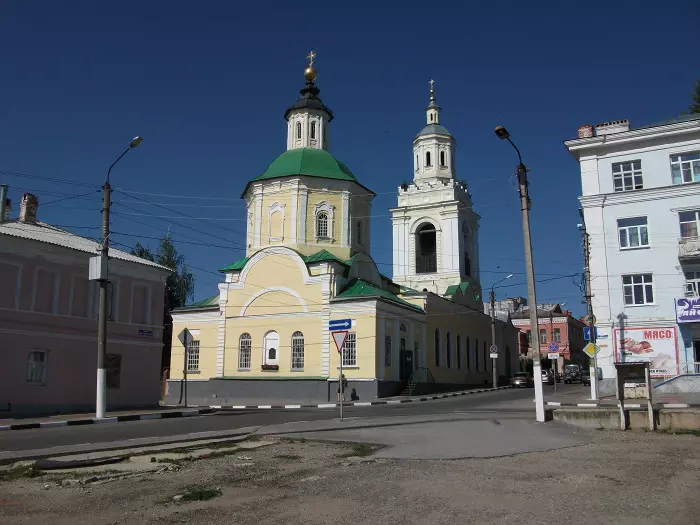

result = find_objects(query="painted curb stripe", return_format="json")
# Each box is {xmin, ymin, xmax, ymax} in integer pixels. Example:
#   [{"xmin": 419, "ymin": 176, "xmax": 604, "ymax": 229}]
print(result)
[
  {"xmin": 284, "ymin": 405, "xmax": 302, "ymax": 409},
  {"xmin": 353, "ymin": 402, "xmax": 371, "ymax": 406},
  {"xmin": 662, "ymin": 403, "xmax": 690, "ymax": 408},
  {"xmin": 317, "ymin": 403, "xmax": 336, "ymax": 408}
]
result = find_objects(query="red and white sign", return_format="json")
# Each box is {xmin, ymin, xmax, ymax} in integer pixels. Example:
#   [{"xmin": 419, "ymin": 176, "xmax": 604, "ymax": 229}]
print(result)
[
  {"xmin": 332, "ymin": 331, "xmax": 348, "ymax": 354},
  {"xmin": 613, "ymin": 326, "xmax": 679, "ymax": 378}
]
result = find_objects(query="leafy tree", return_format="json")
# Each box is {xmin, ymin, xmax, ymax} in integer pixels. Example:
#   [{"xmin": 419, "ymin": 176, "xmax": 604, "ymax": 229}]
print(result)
[
  {"xmin": 690, "ymin": 80, "xmax": 700, "ymax": 114},
  {"xmin": 131, "ymin": 236, "xmax": 194, "ymax": 371}
]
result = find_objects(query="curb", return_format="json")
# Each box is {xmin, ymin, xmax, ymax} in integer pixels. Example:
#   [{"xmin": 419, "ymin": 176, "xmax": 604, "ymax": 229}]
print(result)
[
  {"xmin": 544, "ymin": 401, "xmax": 699, "ymax": 409},
  {"xmin": 0, "ymin": 408, "xmax": 216, "ymax": 432},
  {"xmin": 0, "ymin": 386, "xmax": 513, "ymax": 431},
  {"xmin": 207, "ymin": 386, "xmax": 514, "ymax": 410}
]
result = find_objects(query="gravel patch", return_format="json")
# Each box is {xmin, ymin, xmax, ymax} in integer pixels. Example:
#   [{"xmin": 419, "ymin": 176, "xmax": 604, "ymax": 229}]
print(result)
[{"xmin": 0, "ymin": 433, "xmax": 698, "ymax": 524}]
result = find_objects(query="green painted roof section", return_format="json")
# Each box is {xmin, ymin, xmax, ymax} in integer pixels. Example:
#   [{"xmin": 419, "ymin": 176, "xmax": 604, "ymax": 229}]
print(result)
[
  {"xmin": 219, "ymin": 256, "xmax": 249, "ymax": 272},
  {"xmin": 178, "ymin": 295, "xmax": 219, "ymax": 310},
  {"xmin": 303, "ymin": 249, "xmax": 348, "ymax": 266},
  {"xmin": 445, "ymin": 281, "xmax": 472, "ymax": 296},
  {"xmin": 254, "ymin": 148, "xmax": 357, "ymax": 184},
  {"xmin": 336, "ymin": 279, "xmax": 424, "ymax": 312}
]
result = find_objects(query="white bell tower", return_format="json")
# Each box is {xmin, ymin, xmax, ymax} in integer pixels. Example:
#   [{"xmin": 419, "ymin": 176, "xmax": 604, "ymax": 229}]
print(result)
[{"xmin": 391, "ymin": 81, "xmax": 482, "ymax": 302}]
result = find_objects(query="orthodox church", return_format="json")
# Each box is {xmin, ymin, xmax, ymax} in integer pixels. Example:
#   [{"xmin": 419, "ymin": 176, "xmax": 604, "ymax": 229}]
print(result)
[{"xmin": 166, "ymin": 55, "xmax": 519, "ymax": 404}]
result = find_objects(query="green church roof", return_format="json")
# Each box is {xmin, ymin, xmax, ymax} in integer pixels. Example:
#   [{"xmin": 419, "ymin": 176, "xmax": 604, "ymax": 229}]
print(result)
[
  {"xmin": 303, "ymin": 249, "xmax": 348, "ymax": 266},
  {"xmin": 175, "ymin": 295, "xmax": 219, "ymax": 311},
  {"xmin": 335, "ymin": 279, "xmax": 424, "ymax": 312},
  {"xmin": 219, "ymin": 256, "xmax": 250, "ymax": 272}
]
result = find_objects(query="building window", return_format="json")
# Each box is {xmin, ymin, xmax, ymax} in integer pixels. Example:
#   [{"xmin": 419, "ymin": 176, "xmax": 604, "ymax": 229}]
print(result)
[
  {"xmin": 316, "ymin": 212, "xmax": 328, "ymax": 238},
  {"xmin": 434, "ymin": 329, "xmax": 441, "ymax": 367},
  {"xmin": 671, "ymin": 152, "xmax": 700, "ymax": 185},
  {"xmin": 475, "ymin": 338, "xmax": 479, "ymax": 371},
  {"xmin": 456, "ymin": 335, "xmax": 462, "ymax": 369},
  {"xmin": 430, "ymin": 114, "xmax": 434, "ymax": 122},
  {"xmin": 416, "ymin": 222, "xmax": 437, "ymax": 274},
  {"xmin": 33, "ymin": 268, "xmax": 58, "ymax": 314},
  {"xmin": 264, "ymin": 331, "xmax": 279, "ymax": 365},
  {"xmin": 291, "ymin": 331, "xmax": 304, "ymax": 370},
  {"xmin": 466, "ymin": 337, "xmax": 471, "ymax": 370},
  {"xmin": 685, "ymin": 271, "xmax": 700, "ymax": 296},
  {"xmin": 310, "ymin": 122, "xmax": 316, "ymax": 140},
  {"xmin": 446, "ymin": 332, "xmax": 451, "ymax": 369},
  {"xmin": 106, "ymin": 353, "xmax": 121, "ymax": 389},
  {"xmin": 426, "ymin": 151, "xmax": 432, "ymax": 167},
  {"xmin": 187, "ymin": 340, "xmax": 200, "ymax": 371},
  {"xmin": 27, "ymin": 351, "xmax": 47, "ymax": 384},
  {"xmin": 131, "ymin": 284, "xmax": 150, "ymax": 325},
  {"xmin": 618, "ymin": 217, "xmax": 649, "ymax": 249},
  {"xmin": 415, "ymin": 155, "xmax": 419, "ymax": 171},
  {"xmin": 440, "ymin": 151, "xmax": 445, "ymax": 167},
  {"xmin": 356, "ymin": 221, "xmax": 362, "ymax": 245},
  {"xmin": 296, "ymin": 122, "xmax": 302, "ymax": 139},
  {"xmin": 483, "ymin": 341, "xmax": 487, "ymax": 369},
  {"xmin": 385, "ymin": 336, "xmax": 392, "ymax": 367},
  {"xmin": 342, "ymin": 332, "xmax": 357, "ymax": 367},
  {"xmin": 553, "ymin": 328, "xmax": 561, "ymax": 343},
  {"xmin": 612, "ymin": 160, "xmax": 643, "ymax": 192},
  {"xmin": 526, "ymin": 330, "xmax": 532, "ymax": 344},
  {"xmin": 679, "ymin": 210, "xmax": 700, "ymax": 238},
  {"xmin": 623, "ymin": 274, "xmax": 654, "ymax": 305},
  {"xmin": 239, "ymin": 333, "xmax": 252, "ymax": 369},
  {"xmin": 0, "ymin": 262, "xmax": 20, "ymax": 310},
  {"xmin": 539, "ymin": 328, "xmax": 547, "ymax": 344}
]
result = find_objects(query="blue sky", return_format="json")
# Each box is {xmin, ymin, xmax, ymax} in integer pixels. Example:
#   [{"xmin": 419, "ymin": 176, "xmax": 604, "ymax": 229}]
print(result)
[{"xmin": 1, "ymin": 0, "xmax": 698, "ymax": 316}]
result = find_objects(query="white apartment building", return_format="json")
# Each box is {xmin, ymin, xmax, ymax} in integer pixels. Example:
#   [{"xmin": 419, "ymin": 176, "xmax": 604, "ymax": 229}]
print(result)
[{"xmin": 565, "ymin": 114, "xmax": 700, "ymax": 381}]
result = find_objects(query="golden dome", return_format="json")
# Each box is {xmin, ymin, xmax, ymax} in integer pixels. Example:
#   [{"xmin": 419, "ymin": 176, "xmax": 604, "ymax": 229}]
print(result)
[{"xmin": 304, "ymin": 66, "xmax": 317, "ymax": 82}]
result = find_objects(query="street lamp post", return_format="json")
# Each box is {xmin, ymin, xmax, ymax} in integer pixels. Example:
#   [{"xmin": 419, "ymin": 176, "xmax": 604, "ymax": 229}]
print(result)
[
  {"xmin": 490, "ymin": 274, "xmax": 513, "ymax": 387},
  {"xmin": 495, "ymin": 125, "xmax": 546, "ymax": 423},
  {"xmin": 94, "ymin": 136, "xmax": 142, "ymax": 419}
]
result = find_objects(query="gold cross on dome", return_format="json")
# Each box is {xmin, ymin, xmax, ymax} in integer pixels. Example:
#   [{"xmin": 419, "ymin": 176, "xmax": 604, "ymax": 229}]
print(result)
[
  {"xmin": 307, "ymin": 50, "xmax": 316, "ymax": 66},
  {"xmin": 429, "ymin": 79, "xmax": 435, "ymax": 91}
]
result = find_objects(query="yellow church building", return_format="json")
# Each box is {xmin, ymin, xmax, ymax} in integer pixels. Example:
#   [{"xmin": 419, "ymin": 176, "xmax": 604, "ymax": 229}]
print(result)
[{"xmin": 165, "ymin": 56, "xmax": 519, "ymax": 405}]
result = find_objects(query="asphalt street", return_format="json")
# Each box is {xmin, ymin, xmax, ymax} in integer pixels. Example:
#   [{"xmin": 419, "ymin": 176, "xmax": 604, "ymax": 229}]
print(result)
[{"xmin": 0, "ymin": 384, "xmax": 586, "ymax": 452}]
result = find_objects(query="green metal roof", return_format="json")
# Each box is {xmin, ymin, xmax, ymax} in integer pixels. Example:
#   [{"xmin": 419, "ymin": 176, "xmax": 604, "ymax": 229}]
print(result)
[
  {"xmin": 176, "ymin": 295, "xmax": 219, "ymax": 311},
  {"xmin": 335, "ymin": 279, "xmax": 423, "ymax": 312},
  {"xmin": 303, "ymin": 249, "xmax": 348, "ymax": 266},
  {"xmin": 219, "ymin": 256, "xmax": 249, "ymax": 272},
  {"xmin": 252, "ymin": 148, "xmax": 356, "ymax": 185},
  {"xmin": 445, "ymin": 281, "xmax": 472, "ymax": 296}
]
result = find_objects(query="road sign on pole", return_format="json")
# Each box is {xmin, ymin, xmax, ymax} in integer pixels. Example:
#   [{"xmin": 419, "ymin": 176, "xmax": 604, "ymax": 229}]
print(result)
[
  {"xmin": 583, "ymin": 327, "xmax": 597, "ymax": 341},
  {"xmin": 548, "ymin": 352, "xmax": 560, "ymax": 360},
  {"xmin": 332, "ymin": 331, "xmax": 348, "ymax": 354},
  {"xmin": 489, "ymin": 344, "xmax": 498, "ymax": 353},
  {"xmin": 582, "ymin": 342, "xmax": 599, "ymax": 359},
  {"xmin": 329, "ymin": 319, "xmax": 352, "ymax": 331},
  {"xmin": 548, "ymin": 342, "xmax": 560, "ymax": 353},
  {"xmin": 176, "ymin": 328, "xmax": 190, "ymax": 407},
  {"xmin": 331, "ymin": 330, "xmax": 348, "ymax": 422}
]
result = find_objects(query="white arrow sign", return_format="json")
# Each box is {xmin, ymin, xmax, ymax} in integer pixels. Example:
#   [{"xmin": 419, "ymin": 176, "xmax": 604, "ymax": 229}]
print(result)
[{"xmin": 332, "ymin": 330, "xmax": 348, "ymax": 354}]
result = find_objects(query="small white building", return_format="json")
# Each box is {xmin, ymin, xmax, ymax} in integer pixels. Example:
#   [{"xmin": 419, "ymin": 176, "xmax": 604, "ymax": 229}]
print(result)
[{"xmin": 565, "ymin": 115, "xmax": 700, "ymax": 381}]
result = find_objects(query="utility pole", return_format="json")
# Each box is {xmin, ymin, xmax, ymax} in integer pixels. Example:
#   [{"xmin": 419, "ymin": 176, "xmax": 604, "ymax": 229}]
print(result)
[
  {"xmin": 580, "ymin": 210, "xmax": 599, "ymax": 400},
  {"xmin": 93, "ymin": 137, "xmax": 142, "ymax": 419},
  {"xmin": 490, "ymin": 289, "xmax": 497, "ymax": 388}
]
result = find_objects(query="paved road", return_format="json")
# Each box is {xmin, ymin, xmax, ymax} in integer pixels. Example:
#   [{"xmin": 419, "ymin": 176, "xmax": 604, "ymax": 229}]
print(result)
[{"xmin": 0, "ymin": 384, "xmax": 581, "ymax": 452}]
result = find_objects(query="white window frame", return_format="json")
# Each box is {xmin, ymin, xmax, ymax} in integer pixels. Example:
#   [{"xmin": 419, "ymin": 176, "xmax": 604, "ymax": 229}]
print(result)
[
  {"xmin": 685, "ymin": 271, "xmax": 700, "ymax": 296},
  {"xmin": 187, "ymin": 340, "xmax": 200, "ymax": 371},
  {"xmin": 553, "ymin": 328, "xmax": 561, "ymax": 343},
  {"xmin": 612, "ymin": 159, "xmax": 643, "ymax": 192},
  {"xmin": 26, "ymin": 350, "xmax": 47, "ymax": 384},
  {"xmin": 539, "ymin": 328, "xmax": 547, "ymax": 344},
  {"xmin": 617, "ymin": 216, "xmax": 649, "ymax": 250},
  {"xmin": 679, "ymin": 210, "xmax": 700, "ymax": 239},
  {"xmin": 342, "ymin": 332, "xmax": 357, "ymax": 367},
  {"xmin": 314, "ymin": 201, "xmax": 334, "ymax": 241},
  {"xmin": 263, "ymin": 330, "xmax": 280, "ymax": 366},
  {"xmin": 267, "ymin": 201, "xmax": 286, "ymax": 244},
  {"xmin": 622, "ymin": 273, "xmax": 655, "ymax": 306},
  {"xmin": 239, "ymin": 333, "xmax": 252, "ymax": 370},
  {"xmin": 671, "ymin": 151, "xmax": 700, "ymax": 185},
  {"xmin": 291, "ymin": 331, "xmax": 304, "ymax": 370}
]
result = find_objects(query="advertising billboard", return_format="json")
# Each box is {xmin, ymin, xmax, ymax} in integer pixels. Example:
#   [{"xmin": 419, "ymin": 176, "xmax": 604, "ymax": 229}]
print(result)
[
  {"xmin": 613, "ymin": 326, "xmax": 679, "ymax": 378},
  {"xmin": 675, "ymin": 297, "xmax": 700, "ymax": 323}
]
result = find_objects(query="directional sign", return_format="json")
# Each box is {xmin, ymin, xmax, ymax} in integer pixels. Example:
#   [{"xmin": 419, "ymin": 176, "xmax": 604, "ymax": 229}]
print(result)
[
  {"xmin": 583, "ymin": 327, "xmax": 598, "ymax": 341},
  {"xmin": 548, "ymin": 342, "xmax": 560, "ymax": 353},
  {"xmin": 329, "ymin": 319, "xmax": 352, "ymax": 331},
  {"xmin": 582, "ymin": 342, "xmax": 600, "ymax": 358},
  {"xmin": 177, "ymin": 328, "xmax": 191, "ymax": 350},
  {"xmin": 548, "ymin": 352, "xmax": 560, "ymax": 360},
  {"xmin": 332, "ymin": 331, "xmax": 348, "ymax": 354}
]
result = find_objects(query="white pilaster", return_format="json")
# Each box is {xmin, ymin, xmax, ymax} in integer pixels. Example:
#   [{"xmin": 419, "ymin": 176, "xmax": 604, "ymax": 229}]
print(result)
[{"xmin": 378, "ymin": 315, "xmax": 385, "ymax": 380}]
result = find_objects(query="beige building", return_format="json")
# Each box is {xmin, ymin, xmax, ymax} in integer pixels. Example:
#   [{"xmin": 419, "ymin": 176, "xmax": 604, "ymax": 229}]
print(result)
[{"xmin": 166, "ymin": 59, "xmax": 519, "ymax": 405}]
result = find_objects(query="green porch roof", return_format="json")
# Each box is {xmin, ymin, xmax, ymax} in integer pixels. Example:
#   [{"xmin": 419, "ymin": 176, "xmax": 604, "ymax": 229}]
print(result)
[
  {"xmin": 445, "ymin": 281, "xmax": 480, "ymax": 302},
  {"xmin": 335, "ymin": 279, "xmax": 424, "ymax": 312},
  {"xmin": 303, "ymin": 249, "xmax": 348, "ymax": 266},
  {"xmin": 176, "ymin": 295, "xmax": 219, "ymax": 311},
  {"xmin": 219, "ymin": 256, "xmax": 250, "ymax": 272}
]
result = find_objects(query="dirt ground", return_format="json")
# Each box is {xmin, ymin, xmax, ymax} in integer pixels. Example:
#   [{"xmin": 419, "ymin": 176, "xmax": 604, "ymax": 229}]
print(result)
[{"xmin": 1, "ymin": 431, "xmax": 699, "ymax": 524}]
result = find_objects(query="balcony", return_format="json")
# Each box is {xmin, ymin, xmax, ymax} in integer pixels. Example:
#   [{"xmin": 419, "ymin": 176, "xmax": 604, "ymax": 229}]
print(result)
[{"xmin": 679, "ymin": 237, "xmax": 700, "ymax": 260}]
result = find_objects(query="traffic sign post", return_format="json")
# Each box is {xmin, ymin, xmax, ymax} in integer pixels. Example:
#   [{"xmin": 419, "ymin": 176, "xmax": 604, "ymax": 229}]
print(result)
[
  {"xmin": 548, "ymin": 352, "xmax": 560, "ymax": 360},
  {"xmin": 177, "ymin": 328, "xmax": 191, "ymax": 407},
  {"xmin": 583, "ymin": 327, "xmax": 598, "ymax": 341},
  {"xmin": 331, "ymin": 330, "xmax": 349, "ymax": 421},
  {"xmin": 329, "ymin": 319, "xmax": 352, "ymax": 331}
]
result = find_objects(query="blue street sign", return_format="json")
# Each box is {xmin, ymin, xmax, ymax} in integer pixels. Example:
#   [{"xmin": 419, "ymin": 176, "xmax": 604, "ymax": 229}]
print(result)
[
  {"xmin": 329, "ymin": 318, "xmax": 352, "ymax": 331},
  {"xmin": 583, "ymin": 327, "xmax": 597, "ymax": 341},
  {"xmin": 548, "ymin": 342, "xmax": 559, "ymax": 353}
]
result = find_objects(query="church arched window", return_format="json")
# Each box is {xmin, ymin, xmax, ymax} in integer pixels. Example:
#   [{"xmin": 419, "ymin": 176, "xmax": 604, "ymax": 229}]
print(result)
[
  {"xmin": 426, "ymin": 151, "xmax": 431, "ymax": 167},
  {"xmin": 316, "ymin": 212, "xmax": 328, "ymax": 238},
  {"xmin": 415, "ymin": 155, "xmax": 419, "ymax": 171},
  {"xmin": 296, "ymin": 122, "xmax": 302, "ymax": 139},
  {"xmin": 440, "ymin": 151, "xmax": 445, "ymax": 166},
  {"xmin": 310, "ymin": 122, "xmax": 316, "ymax": 139},
  {"xmin": 416, "ymin": 222, "xmax": 437, "ymax": 274},
  {"xmin": 430, "ymin": 114, "xmax": 434, "ymax": 122}
]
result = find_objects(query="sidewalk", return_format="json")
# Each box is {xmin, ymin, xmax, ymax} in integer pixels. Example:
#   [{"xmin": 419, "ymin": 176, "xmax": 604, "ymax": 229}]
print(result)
[{"xmin": 543, "ymin": 385, "xmax": 700, "ymax": 408}]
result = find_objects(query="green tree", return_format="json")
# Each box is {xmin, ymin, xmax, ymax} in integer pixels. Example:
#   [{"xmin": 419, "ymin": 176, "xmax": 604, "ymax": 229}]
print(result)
[
  {"xmin": 690, "ymin": 80, "xmax": 700, "ymax": 114},
  {"xmin": 131, "ymin": 236, "xmax": 194, "ymax": 371}
]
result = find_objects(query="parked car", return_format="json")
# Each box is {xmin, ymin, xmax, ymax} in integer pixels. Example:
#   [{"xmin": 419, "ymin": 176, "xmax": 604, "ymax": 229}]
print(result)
[
  {"xmin": 510, "ymin": 372, "xmax": 533, "ymax": 388},
  {"xmin": 563, "ymin": 364, "xmax": 582, "ymax": 384},
  {"xmin": 541, "ymin": 369, "xmax": 554, "ymax": 385},
  {"xmin": 581, "ymin": 369, "xmax": 591, "ymax": 386}
]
